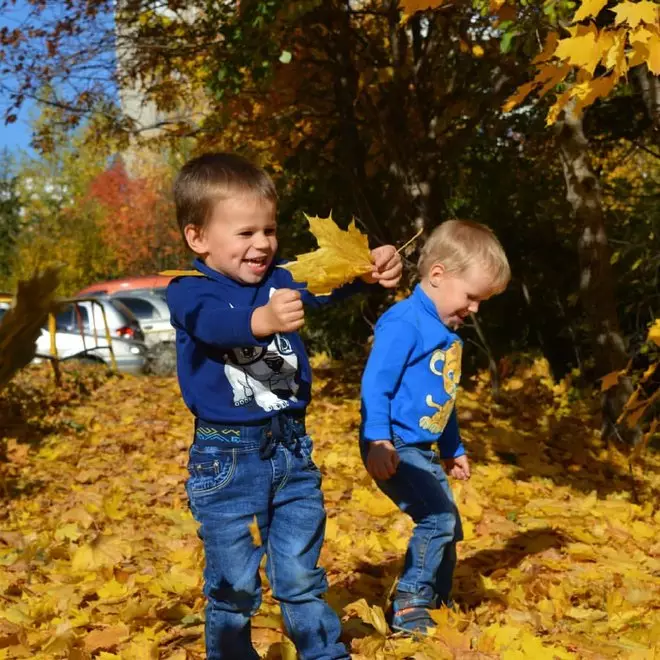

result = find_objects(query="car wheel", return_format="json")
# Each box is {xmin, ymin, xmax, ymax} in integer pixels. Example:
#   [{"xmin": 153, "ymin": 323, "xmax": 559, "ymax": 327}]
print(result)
[{"xmin": 145, "ymin": 342, "xmax": 177, "ymax": 376}]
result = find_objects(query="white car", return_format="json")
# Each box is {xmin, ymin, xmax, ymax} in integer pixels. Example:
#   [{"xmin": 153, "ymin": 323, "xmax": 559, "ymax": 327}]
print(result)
[
  {"xmin": 109, "ymin": 291, "xmax": 176, "ymax": 376},
  {"xmin": 37, "ymin": 300, "xmax": 147, "ymax": 374},
  {"xmin": 110, "ymin": 292, "xmax": 175, "ymax": 347},
  {"xmin": 1, "ymin": 298, "xmax": 147, "ymax": 375},
  {"xmin": 34, "ymin": 327, "xmax": 147, "ymax": 374}
]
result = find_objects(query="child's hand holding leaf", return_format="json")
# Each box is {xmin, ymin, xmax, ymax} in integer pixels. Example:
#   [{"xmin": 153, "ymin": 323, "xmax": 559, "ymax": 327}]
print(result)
[{"xmin": 361, "ymin": 245, "xmax": 402, "ymax": 289}]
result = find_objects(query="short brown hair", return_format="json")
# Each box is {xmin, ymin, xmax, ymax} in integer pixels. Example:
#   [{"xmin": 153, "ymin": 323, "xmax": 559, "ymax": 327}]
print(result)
[
  {"xmin": 173, "ymin": 152, "xmax": 277, "ymax": 237},
  {"xmin": 418, "ymin": 219, "xmax": 510, "ymax": 291}
]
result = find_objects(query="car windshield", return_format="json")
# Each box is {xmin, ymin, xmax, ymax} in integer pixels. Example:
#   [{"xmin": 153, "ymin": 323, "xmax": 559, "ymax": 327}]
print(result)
[
  {"xmin": 115, "ymin": 297, "xmax": 161, "ymax": 321},
  {"xmin": 108, "ymin": 299, "xmax": 139, "ymax": 325}
]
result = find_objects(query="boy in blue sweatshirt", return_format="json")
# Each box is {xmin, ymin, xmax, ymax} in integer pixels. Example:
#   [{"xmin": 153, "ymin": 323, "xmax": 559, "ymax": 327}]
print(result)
[
  {"xmin": 166, "ymin": 153, "xmax": 402, "ymax": 660},
  {"xmin": 360, "ymin": 220, "xmax": 510, "ymax": 634}
]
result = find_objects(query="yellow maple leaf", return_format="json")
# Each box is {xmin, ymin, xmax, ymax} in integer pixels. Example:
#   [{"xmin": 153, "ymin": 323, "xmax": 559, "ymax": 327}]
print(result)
[
  {"xmin": 573, "ymin": 0, "xmax": 608, "ymax": 22},
  {"xmin": 546, "ymin": 89, "xmax": 573, "ymax": 126},
  {"xmin": 613, "ymin": 1, "xmax": 659, "ymax": 28},
  {"xmin": 644, "ymin": 32, "xmax": 660, "ymax": 74},
  {"xmin": 554, "ymin": 29, "xmax": 602, "ymax": 75},
  {"xmin": 400, "ymin": 0, "xmax": 445, "ymax": 15},
  {"xmin": 249, "ymin": 514, "xmax": 262, "ymax": 547},
  {"xmin": 279, "ymin": 214, "xmax": 373, "ymax": 295},
  {"xmin": 601, "ymin": 369, "xmax": 623, "ymax": 392},
  {"xmin": 343, "ymin": 598, "xmax": 389, "ymax": 636},
  {"xmin": 604, "ymin": 30, "xmax": 629, "ymax": 76},
  {"xmin": 648, "ymin": 318, "xmax": 660, "ymax": 345}
]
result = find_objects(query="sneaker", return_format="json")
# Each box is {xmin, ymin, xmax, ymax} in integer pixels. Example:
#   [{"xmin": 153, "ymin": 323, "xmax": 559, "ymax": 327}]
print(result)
[{"xmin": 390, "ymin": 607, "xmax": 436, "ymax": 636}]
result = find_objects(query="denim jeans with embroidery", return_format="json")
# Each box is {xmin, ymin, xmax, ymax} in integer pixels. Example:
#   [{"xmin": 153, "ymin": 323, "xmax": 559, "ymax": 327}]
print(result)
[
  {"xmin": 360, "ymin": 434, "xmax": 463, "ymax": 609},
  {"xmin": 186, "ymin": 414, "xmax": 348, "ymax": 660}
]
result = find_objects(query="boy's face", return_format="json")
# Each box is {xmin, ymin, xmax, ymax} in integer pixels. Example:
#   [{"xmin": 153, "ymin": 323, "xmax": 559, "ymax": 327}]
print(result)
[
  {"xmin": 425, "ymin": 262, "xmax": 496, "ymax": 329},
  {"xmin": 185, "ymin": 194, "xmax": 277, "ymax": 284}
]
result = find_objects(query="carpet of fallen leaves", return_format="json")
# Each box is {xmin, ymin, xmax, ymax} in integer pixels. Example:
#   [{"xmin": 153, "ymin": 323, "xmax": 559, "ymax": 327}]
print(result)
[{"xmin": 1, "ymin": 358, "xmax": 659, "ymax": 660}]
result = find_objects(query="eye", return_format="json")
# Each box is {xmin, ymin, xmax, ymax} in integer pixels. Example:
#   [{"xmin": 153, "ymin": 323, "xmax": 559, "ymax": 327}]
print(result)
[
  {"xmin": 265, "ymin": 227, "xmax": 276, "ymax": 236},
  {"xmin": 239, "ymin": 231, "xmax": 253, "ymax": 237}
]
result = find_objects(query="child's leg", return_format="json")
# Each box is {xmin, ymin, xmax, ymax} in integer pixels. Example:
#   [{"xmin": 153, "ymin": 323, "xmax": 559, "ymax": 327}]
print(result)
[
  {"xmin": 265, "ymin": 435, "xmax": 349, "ymax": 660},
  {"xmin": 434, "ymin": 540, "xmax": 458, "ymax": 607},
  {"xmin": 186, "ymin": 441, "xmax": 271, "ymax": 660},
  {"xmin": 362, "ymin": 438, "xmax": 461, "ymax": 612}
]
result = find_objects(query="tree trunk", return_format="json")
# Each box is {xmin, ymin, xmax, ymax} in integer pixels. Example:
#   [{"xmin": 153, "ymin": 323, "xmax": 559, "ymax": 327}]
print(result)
[
  {"xmin": 555, "ymin": 106, "xmax": 638, "ymax": 444},
  {"xmin": 635, "ymin": 65, "xmax": 660, "ymax": 143}
]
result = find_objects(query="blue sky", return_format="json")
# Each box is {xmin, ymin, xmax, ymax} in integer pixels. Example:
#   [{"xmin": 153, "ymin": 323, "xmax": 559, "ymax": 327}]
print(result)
[
  {"xmin": 0, "ymin": 1, "xmax": 35, "ymax": 155},
  {"xmin": 0, "ymin": 106, "xmax": 35, "ymax": 155}
]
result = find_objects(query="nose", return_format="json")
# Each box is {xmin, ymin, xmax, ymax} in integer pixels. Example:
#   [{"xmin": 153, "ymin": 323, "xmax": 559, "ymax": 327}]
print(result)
[
  {"xmin": 468, "ymin": 300, "xmax": 479, "ymax": 314},
  {"xmin": 253, "ymin": 232, "xmax": 271, "ymax": 250}
]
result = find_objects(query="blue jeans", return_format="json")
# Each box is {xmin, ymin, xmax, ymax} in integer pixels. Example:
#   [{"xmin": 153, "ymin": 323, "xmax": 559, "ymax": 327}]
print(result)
[
  {"xmin": 360, "ymin": 435, "xmax": 463, "ymax": 609},
  {"xmin": 186, "ymin": 414, "xmax": 348, "ymax": 660}
]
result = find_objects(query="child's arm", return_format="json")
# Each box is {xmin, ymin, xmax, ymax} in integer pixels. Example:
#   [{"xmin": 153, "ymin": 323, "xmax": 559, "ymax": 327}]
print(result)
[
  {"xmin": 361, "ymin": 318, "xmax": 418, "ymax": 480},
  {"xmin": 167, "ymin": 279, "xmax": 301, "ymax": 348},
  {"xmin": 441, "ymin": 410, "xmax": 471, "ymax": 480}
]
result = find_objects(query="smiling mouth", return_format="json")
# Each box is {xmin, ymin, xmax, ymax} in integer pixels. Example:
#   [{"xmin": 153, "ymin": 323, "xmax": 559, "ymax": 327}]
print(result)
[{"xmin": 244, "ymin": 256, "xmax": 269, "ymax": 267}]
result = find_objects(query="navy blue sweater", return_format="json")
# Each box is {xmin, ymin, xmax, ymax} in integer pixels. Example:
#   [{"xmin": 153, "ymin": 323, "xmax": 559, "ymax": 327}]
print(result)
[
  {"xmin": 361, "ymin": 285, "xmax": 465, "ymax": 458},
  {"xmin": 167, "ymin": 258, "xmax": 362, "ymax": 424}
]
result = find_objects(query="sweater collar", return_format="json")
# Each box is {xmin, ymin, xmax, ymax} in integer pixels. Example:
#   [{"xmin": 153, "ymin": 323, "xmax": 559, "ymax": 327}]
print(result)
[
  {"xmin": 413, "ymin": 283, "xmax": 442, "ymax": 323},
  {"xmin": 192, "ymin": 257, "xmax": 275, "ymax": 288}
]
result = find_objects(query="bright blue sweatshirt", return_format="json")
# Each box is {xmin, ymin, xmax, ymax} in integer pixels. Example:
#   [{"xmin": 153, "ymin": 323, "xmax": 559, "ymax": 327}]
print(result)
[
  {"xmin": 167, "ymin": 257, "xmax": 362, "ymax": 424},
  {"xmin": 361, "ymin": 284, "xmax": 465, "ymax": 458}
]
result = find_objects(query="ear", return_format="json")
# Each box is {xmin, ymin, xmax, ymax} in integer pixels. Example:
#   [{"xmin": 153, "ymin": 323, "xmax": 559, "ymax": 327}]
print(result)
[
  {"xmin": 184, "ymin": 224, "xmax": 208, "ymax": 255},
  {"xmin": 428, "ymin": 261, "xmax": 446, "ymax": 287}
]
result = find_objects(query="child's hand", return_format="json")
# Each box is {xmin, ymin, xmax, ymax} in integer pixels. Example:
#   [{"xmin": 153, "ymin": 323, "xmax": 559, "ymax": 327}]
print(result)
[
  {"xmin": 361, "ymin": 245, "xmax": 402, "ymax": 289},
  {"xmin": 366, "ymin": 440, "xmax": 400, "ymax": 480},
  {"xmin": 444, "ymin": 455, "xmax": 471, "ymax": 480},
  {"xmin": 251, "ymin": 289, "xmax": 304, "ymax": 337}
]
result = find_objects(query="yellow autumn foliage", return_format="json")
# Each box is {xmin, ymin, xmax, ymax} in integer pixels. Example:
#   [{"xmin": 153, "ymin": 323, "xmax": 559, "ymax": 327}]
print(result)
[{"xmin": 0, "ymin": 359, "xmax": 658, "ymax": 658}]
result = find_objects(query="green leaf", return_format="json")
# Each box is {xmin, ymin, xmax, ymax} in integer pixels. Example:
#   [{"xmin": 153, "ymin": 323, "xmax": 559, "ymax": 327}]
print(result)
[
  {"xmin": 279, "ymin": 50, "xmax": 293, "ymax": 64},
  {"xmin": 500, "ymin": 31, "xmax": 518, "ymax": 54}
]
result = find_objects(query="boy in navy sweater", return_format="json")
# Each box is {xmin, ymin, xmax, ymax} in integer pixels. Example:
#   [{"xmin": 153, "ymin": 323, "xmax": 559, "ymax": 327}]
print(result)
[
  {"xmin": 167, "ymin": 153, "xmax": 402, "ymax": 659},
  {"xmin": 360, "ymin": 220, "xmax": 510, "ymax": 634}
]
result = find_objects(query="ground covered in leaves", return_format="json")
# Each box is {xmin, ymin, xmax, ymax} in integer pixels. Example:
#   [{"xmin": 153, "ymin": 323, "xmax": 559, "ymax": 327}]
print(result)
[{"xmin": 0, "ymin": 360, "xmax": 659, "ymax": 659}]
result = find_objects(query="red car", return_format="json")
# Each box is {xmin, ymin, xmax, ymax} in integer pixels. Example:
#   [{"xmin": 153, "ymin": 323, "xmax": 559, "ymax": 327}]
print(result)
[{"xmin": 77, "ymin": 275, "xmax": 173, "ymax": 298}]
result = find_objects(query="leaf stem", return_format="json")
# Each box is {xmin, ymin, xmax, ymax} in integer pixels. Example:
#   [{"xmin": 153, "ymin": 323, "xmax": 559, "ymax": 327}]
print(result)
[{"xmin": 396, "ymin": 227, "xmax": 424, "ymax": 254}]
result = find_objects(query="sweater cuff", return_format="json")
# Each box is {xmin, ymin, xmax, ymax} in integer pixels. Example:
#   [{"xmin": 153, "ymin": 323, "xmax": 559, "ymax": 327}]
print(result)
[
  {"xmin": 362, "ymin": 424, "xmax": 392, "ymax": 441},
  {"xmin": 246, "ymin": 307, "xmax": 276, "ymax": 347},
  {"xmin": 440, "ymin": 442, "xmax": 466, "ymax": 459}
]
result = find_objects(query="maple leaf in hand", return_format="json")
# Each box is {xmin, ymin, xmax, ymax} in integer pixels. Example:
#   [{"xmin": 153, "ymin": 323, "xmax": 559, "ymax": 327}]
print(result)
[{"xmin": 279, "ymin": 214, "xmax": 373, "ymax": 295}]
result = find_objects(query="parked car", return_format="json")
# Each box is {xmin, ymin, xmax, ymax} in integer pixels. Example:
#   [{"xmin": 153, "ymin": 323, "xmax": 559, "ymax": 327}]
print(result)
[
  {"xmin": 77, "ymin": 275, "xmax": 173, "ymax": 298},
  {"xmin": 59, "ymin": 298, "xmax": 145, "ymax": 343},
  {"xmin": 32, "ymin": 299, "xmax": 148, "ymax": 374},
  {"xmin": 0, "ymin": 297, "xmax": 147, "ymax": 374},
  {"xmin": 109, "ymin": 291, "xmax": 177, "ymax": 376},
  {"xmin": 110, "ymin": 292, "xmax": 174, "ymax": 347},
  {"xmin": 34, "ymin": 326, "xmax": 147, "ymax": 375}
]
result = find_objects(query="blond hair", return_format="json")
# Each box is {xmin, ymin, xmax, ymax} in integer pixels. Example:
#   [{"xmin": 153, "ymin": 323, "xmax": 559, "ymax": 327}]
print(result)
[
  {"xmin": 174, "ymin": 153, "xmax": 277, "ymax": 239},
  {"xmin": 418, "ymin": 220, "xmax": 510, "ymax": 291}
]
